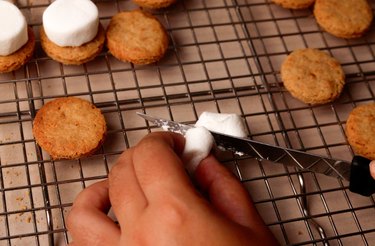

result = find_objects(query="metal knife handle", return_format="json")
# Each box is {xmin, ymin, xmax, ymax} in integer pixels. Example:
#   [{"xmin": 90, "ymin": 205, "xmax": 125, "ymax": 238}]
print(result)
[{"xmin": 349, "ymin": 156, "xmax": 375, "ymax": 196}]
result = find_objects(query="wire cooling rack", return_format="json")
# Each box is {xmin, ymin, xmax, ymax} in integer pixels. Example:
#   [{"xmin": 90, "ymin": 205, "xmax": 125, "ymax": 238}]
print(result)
[{"xmin": 0, "ymin": 0, "xmax": 374, "ymax": 245}]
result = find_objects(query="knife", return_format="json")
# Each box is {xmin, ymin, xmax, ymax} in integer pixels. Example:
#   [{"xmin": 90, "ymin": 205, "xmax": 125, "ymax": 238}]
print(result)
[{"xmin": 137, "ymin": 112, "xmax": 375, "ymax": 197}]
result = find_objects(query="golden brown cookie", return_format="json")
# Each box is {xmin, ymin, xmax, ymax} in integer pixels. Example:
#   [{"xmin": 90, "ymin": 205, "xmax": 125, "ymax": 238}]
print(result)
[
  {"xmin": 106, "ymin": 9, "xmax": 169, "ymax": 65},
  {"xmin": 280, "ymin": 48, "xmax": 345, "ymax": 105},
  {"xmin": 346, "ymin": 103, "xmax": 375, "ymax": 160},
  {"xmin": 272, "ymin": 0, "xmax": 315, "ymax": 9},
  {"xmin": 40, "ymin": 24, "xmax": 105, "ymax": 65},
  {"xmin": 132, "ymin": 0, "xmax": 176, "ymax": 9},
  {"xmin": 314, "ymin": 0, "xmax": 373, "ymax": 39},
  {"xmin": 33, "ymin": 97, "xmax": 107, "ymax": 160},
  {"xmin": 0, "ymin": 27, "xmax": 35, "ymax": 73}
]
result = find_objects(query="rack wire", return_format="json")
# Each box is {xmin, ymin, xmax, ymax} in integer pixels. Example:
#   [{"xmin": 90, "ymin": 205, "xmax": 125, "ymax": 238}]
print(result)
[{"xmin": 0, "ymin": 0, "xmax": 374, "ymax": 245}]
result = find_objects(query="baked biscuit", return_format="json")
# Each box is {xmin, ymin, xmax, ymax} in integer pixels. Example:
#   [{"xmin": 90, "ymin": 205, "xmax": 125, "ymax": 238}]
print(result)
[
  {"xmin": 272, "ymin": 0, "xmax": 315, "ymax": 10},
  {"xmin": 314, "ymin": 0, "xmax": 373, "ymax": 39},
  {"xmin": 33, "ymin": 97, "xmax": 107, "ymax": 160},
  {"xmin": 132, "ymin": 0, "xmax": 176, "ymax": 9},
  {"xmin": 346, "ymin": 103, "xmax": 375, "ymax": 160},
  {"xmin": 280, "ymin": 48, "xmax": 345, "ymax": 105},
  {"xmin": 40, "ymin": 24, "xmax": 105, "ymax": 65},
  {"xmin": 106, "ymin": 9, "xmax": 169, "ymax": 65},
  {"xmin": 0, "ymin": 27, "xmax": 35, "ymax": 73}
]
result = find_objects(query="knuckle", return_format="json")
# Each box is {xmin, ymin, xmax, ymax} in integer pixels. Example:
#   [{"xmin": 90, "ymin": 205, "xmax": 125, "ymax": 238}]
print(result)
[
  {"xmin": 108, "ymin": 149, "xmax": 132, "ymax": 182},
  {"xmin": 138, "ymin": 135, "xmax": 161, "ymax": 149},
  {"xmin": 135, "ymin": 133, "xmax": 171, "ymax": 157},
  {"xmin": 66, "ymin": 206, "xmax": 84, "ymax": 231},
  {"xmin": 157, "ymin": 197, "xmax": 189, "ymax": 228},
  {"xmin": 108, "ymin": 162, "xmax": 120, "ymax": 181}
]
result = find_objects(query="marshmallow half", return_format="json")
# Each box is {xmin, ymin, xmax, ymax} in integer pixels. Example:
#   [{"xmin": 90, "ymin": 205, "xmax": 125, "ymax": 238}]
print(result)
[
  {"xmin": 0, "ymin": 1, "xmax": 28, "ymax": 56},
  {"xmin": 1, "ymin": 0, "xmax": 16, "ymax": 3},
  {"xmin": 178, "ymin": 112, "xmax": 248, "ymax": 173},
  {"xmin": 182, "ymin": 127, "xmax": 215, "ymax": 174},
  {"xmin": 195, "ymin": 112, "xmax": 248, "ymax": 138},
  {"xmin": 42, "ymin": 0, "xmax": 99, "ymax": 47}
]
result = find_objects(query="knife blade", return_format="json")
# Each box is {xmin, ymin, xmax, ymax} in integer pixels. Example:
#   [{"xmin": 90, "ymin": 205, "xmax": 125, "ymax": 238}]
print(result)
[{"xmin": 137, "ymin": 112, "xmax": 375, "ymax": 196}]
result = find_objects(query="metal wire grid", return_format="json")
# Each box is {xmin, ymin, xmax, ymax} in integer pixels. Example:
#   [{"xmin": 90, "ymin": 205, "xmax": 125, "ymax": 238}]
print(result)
[{"xmin": 0, "ymin": 0, "xmax": 374, "ymax": 245}]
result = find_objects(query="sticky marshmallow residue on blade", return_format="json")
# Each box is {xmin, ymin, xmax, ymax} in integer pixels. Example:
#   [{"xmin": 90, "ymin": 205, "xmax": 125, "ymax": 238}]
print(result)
[
  {"xmin": 182, "ymin": 127, "xmax": 214, "ymax": 174},
  {"xmin": 195, "ymin": 112, "xmax": 248, "ymax": 138},
  {"xmin": 43, "ymin": 0, "xmax": 99, "ymax": 47},
  {"xmin": 0, "ymin": 1, "xmax": 28, "ymax": 56}
]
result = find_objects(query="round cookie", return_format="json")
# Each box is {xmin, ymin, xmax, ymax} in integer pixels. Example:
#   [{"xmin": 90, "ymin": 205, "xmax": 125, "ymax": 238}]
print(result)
[
  {"xmin": 346, "ymin": 103, "xmax": 375, "ymax": 160},
  {"xmin": 106, "ymin": 9, "xmax": 169, "ymax": 65},
  {"xmin": 280, "ymin": 48, "xmax": 345, "ymax": 105},
  {"xmin": 272, "ymin": 0, "xmax": 315, "ymax": 10},
  {"xmin": 33, "ymin": 97, "xmax": 107, "ymax": 160},
  {"xmin": 40, "ymin": 24, "xmax": 105, "ymax": 65},
  {"xmin": 132, "ymin": 0, "xmax": 176, "ymax": 9},
  {"xmin": 0, "ymin": 27, "xmax": 35, "ymax": 73},
  {"xmin": 314, "ymin": 0, "xmax": 373, "ymax": 39}
]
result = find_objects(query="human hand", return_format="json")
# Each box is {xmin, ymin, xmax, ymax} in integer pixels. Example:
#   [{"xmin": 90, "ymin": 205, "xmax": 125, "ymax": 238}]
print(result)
[
  {"xmin": 370, "ymin": 160, "xmax": 375, "ymax": 180},
  {"xmin": 67, "ymin": 132, "xmax": 279, "ymax": 245}
]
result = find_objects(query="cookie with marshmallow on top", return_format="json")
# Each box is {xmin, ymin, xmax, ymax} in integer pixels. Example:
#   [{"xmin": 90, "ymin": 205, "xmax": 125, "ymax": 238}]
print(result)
[
  {"xmin": 0, "ymin": 1, "xmax": 35, "ymax": 73},
  {"xmin": 40, "ymin": 0, "xmax": 105, "ymax": 65}
]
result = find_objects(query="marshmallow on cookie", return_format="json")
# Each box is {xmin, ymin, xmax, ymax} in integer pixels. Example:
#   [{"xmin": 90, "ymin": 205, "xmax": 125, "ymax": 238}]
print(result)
[
  {"xmin": 42, "ymin": 0, "xmax": 99, "ymax": 47},
  {"xmin": 40, "ymin": 0, "xmax": 105, "ymax": 65},
  {"xmin": 0, "ymin": 1, "xmax": 28, "ymax": 56},
  {"xmin": 0, "ymin": 1, "xmax": 35, "ymax": 73}
]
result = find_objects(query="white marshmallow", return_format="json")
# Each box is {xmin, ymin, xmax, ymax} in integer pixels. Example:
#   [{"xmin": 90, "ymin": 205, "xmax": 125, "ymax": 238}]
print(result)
[
  {"xmin": 182, "ymin": 127, "xmax": 214, "ymax": 174},
  {"xmin": 42, "ymin": 0, "xmax": 99, "ymax": 47},
  {"xmin": 0, "ymin": 1, "xmax": 28, "ymax": 56},
  {"xmin": 1, "ymin": 0, "xmax": 16, "ymax": 3},
  {"xmin": 195, "ymin": 112, "xmax": 248, "ymax": 138}
]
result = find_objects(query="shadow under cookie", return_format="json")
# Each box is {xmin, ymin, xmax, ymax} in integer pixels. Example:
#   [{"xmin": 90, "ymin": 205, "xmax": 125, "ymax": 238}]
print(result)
[
  {"xmin": 0, "ymin": 27, "xmax": 35, "ymax": 73},
  {"xmin": 40, "ymin": 24, "xmax": 105, "ymax": 65}
]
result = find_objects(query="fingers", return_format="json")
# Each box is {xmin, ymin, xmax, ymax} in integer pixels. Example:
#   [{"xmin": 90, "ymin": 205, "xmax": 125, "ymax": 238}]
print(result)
[
  {"xmin": 194, "ymin": 155, "xmax": 278, "ymax": 245},
  {"xmin": 130, "ymin": 132, "xmax": 196, "ymax": 200},
  {"xmin": 370, "ymin": 160, "xmax": 375, "ymax": 180},
  {"xmin": 194, "ymin": 155, "xmax": 257, "ymax": 228},
  {"xmin": 67, "ymin": 180, "xmax": 120, "ymax": 246},
  {"xmin": 108, "ymin": 147, "xmax": 148, "ymax": 226},
  {"xmin": 108, "ymin": 132, "xmax": 198, "ymax": 225},
  {"xmin": 194, "ymin": 155, "xmax": 266, "ymax": 229}
]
